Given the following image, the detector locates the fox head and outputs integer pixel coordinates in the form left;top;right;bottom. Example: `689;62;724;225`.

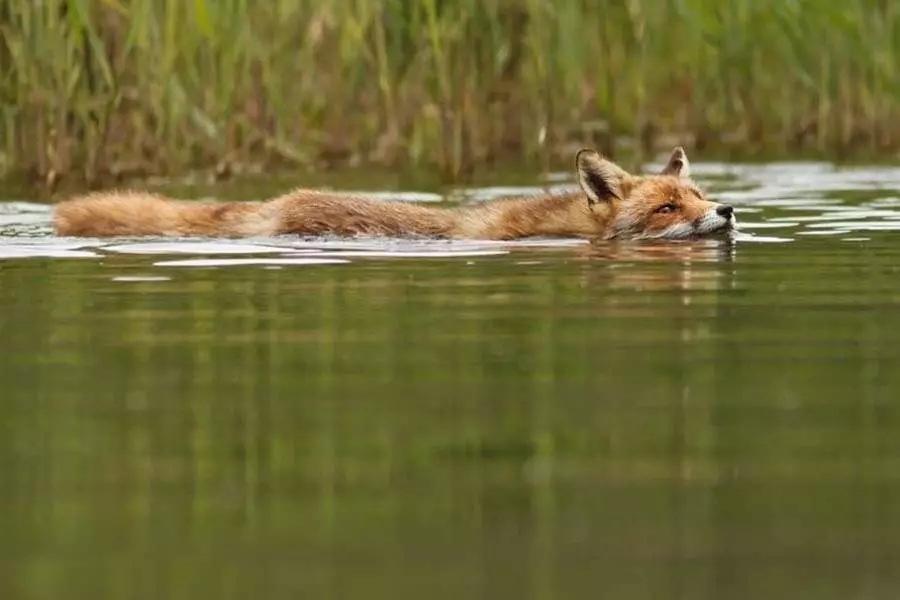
575;147;735;239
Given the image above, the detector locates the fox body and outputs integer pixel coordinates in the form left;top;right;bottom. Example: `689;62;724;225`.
52;147;734;241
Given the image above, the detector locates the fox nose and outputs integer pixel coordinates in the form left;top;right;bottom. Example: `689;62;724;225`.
716;205;734;219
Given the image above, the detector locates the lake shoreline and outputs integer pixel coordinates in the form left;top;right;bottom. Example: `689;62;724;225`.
3;3;900;195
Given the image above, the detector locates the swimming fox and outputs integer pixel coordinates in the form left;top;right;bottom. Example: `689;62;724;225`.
52;147;734;240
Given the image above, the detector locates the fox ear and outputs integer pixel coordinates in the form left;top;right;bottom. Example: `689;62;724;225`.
661;146;690;177
575;149;627;205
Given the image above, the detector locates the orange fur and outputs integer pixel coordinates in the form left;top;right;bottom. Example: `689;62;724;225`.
52;147;735;241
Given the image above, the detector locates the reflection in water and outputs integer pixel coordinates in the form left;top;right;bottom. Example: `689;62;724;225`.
583;238;735;263
2;162;900;599
573;239;736;294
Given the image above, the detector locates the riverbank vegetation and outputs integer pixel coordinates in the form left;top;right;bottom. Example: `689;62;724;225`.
1;0;899;190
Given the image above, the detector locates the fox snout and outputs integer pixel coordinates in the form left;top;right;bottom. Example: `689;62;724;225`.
692;202;735;237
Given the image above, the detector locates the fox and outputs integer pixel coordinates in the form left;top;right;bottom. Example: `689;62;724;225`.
52;146;734;241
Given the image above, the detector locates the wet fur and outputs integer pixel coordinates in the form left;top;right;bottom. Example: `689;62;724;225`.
52;147;734;241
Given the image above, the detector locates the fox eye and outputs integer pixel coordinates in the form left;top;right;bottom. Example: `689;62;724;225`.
656;202;677;214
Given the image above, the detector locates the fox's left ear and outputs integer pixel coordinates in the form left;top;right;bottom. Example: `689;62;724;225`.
576;149;629;205
661;146;690;177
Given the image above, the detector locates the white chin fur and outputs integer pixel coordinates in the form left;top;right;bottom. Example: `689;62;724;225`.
637;209;735;240
645;222;697;240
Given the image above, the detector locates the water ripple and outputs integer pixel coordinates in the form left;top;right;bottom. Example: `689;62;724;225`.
101;241;295;255
154;257;351;268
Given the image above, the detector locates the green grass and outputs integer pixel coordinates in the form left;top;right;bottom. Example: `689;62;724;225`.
1;0;899;188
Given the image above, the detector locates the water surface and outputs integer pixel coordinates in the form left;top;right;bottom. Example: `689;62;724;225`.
2;161;900;599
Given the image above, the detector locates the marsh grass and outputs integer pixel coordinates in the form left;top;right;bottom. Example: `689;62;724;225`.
1;0;899;189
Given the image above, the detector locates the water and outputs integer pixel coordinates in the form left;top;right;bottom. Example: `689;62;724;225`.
2;161;900;599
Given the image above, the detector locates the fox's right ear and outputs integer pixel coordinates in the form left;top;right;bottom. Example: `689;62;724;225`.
660;146;690;177
575;149;628;205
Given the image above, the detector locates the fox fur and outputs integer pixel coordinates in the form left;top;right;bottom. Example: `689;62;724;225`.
52;147;735;241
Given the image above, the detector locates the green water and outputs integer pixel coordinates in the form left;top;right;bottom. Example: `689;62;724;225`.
2;161;900;599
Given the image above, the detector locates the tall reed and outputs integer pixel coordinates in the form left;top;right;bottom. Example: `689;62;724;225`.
1;0;898;188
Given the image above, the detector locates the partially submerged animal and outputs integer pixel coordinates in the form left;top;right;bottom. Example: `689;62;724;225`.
52;147;734;241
